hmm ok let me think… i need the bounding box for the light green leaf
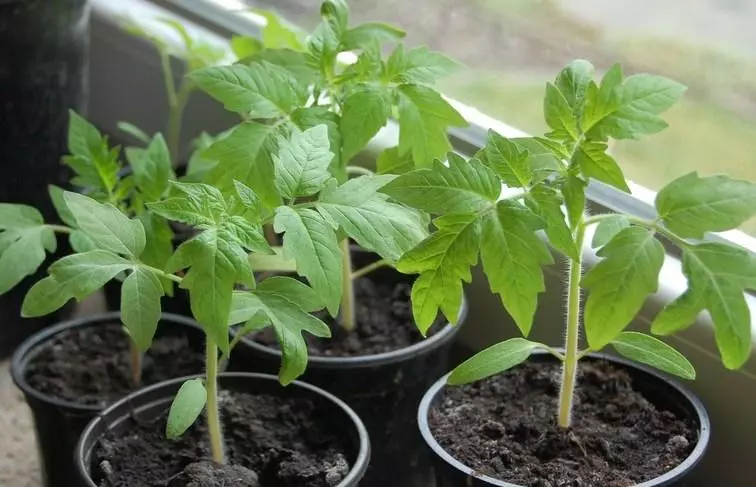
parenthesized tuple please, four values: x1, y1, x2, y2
(63, 192, 145, 257)
(582, 64, 623, 135)
(0, 204, 44, 230)
(233, 180, 263, 217)
(273, 125, 334, 199)
(290, 107, 342, 177)
(121, 268, 164, 351)
(481, 202, 553, 335)
(385, 45, 460, 84)
(583, 227, 664, 349)
(139, 213, 175, 294)
(611, 332, 695, 380)
(448, 338, 539, 385)
(48, 186, 77, 227)
(67, 111, 120, 193)
(544, 82, 578, 141)
(340, 84, 392, 162)
(69, 231, 96, 254)
(591, 215, 630, 248)
(341, 22, 405, 51)
(166, 379, 207, 439)
(257, 276, 324, 312)
(68, 109, 104, 158)
(21, 276, 73, 317)
(575, 140, 631, 193)
(224, 216, 271, 255)
(555, 59, 594, 111)
(148, 198, 215, 227)
(656, 172, 756, 239)
(397, 213, 479, 333)
(251, 9, 305, 50)
(527, 185, 578, 261)
(317, 175, 396, 208)
(561, 175, 587, 230)
(381, 154, 500, 214)
(0, 223, 56, 295)
(185, 132, 220, 181)
(189, 62, 306, 117)
(396, 84, 467, 168)
(129, 133, 174, 202)
(377, 146, 413, 175)
(480, 130, 532, 188)
(117, 122, 151, 144)
(49, 250, 132, 300)
(248, 247, 297, 273)
(231, 35, 263, 59)
(651, 289, 705, 336)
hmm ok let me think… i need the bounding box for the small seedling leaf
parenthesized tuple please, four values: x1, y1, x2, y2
(611, 332, 695, 380)
(166, 379, 207, 440)
(448, 338, 540, 385)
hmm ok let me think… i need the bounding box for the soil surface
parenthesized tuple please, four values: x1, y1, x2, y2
(254, 276, 442, 357)
(93, 391, 353, 487)
(26, 323, 204, 406)
(430, 360, 697, 486)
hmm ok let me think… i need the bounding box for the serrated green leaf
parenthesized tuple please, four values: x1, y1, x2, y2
(318, 175, 396, 207)
(681, 242, 756, 369)
(397, 213, 479, 333)
(574, 140, 631, 193)
(274, 207, 342, 316)
(117, 122, 151, 144)
(561, 175, 587, 229)
(67, 111, 120, 193)
(583, 227, 664, 349)
(257, 276, 324, 312)
(651, 289, 705, 336)
(121, 268, 164, 351)
(512, 137, 565, 177)
(591, 215, 630, 248)
(21, 276, 73, 317)
(377, 146, 413, 175)
(448, 338, 540, 385)
(68, 110, 104, 159)
(223, 216, 271, 256)
(166, 379, 207, 440)
(0, 225, 56, 295)
(480, 131, 533, 188)
(185, 132, 220, 181)
(63, 192, 145, 257)
(129, 133, 174, 202)
(0, 204, 44, 229)
(252, 9, 305, 50)
(527, 185, 578, 260)
(231, 35, 263, 59)
(481, 202, 553, 335)
(48, 186, 77, 227)
(273, 125, 334, 199)
(189, 62, 306, 117)
(385, 45, 460, 84)
(656, 172, 756, 239)
(240, 48, 319, 84)
(555, 59, 594, 111)
(233, 180, 263, 217)
(396, 84, 467, 168)
(544, 82, 578, 141)
(341, 22, 405, 51)
(248, 247, 297, 272)
(290, 107, 342, 177)
(611, 332, 695, 380)
(49, 250, 131, 300)
(340, 84, 391, 162)
(139, 213, 175, 294)
(148, 198, 215, 227)
(381, 155, 500, 214)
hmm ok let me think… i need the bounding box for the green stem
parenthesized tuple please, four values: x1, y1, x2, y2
(137, 263, 183, 284)
(48, 225, 73, 234)
(557, 221, 585, 429)
(167, 82, 193, 165)
(346, 166, 374, 177)
(159, 50, 178, 108)
(584, 213, 689, 248)
(129, 338, 143, 387)
(351, 258, 390, 280)
(205, 338, 225, 463)
(339, 239, 357, 332)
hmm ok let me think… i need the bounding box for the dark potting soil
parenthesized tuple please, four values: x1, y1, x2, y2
(26, 324, 204, 407)
(430, 360, 697, 486)
(93, 391, 352, 487)
(254, 277, 441, 357)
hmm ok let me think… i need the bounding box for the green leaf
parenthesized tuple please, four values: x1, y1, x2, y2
(0, 224, 56, 294)
(591, 215, 630, 248)
(385, 45, 460, 84)
(396, 84, 467, 168)
(340, 84, 392, 162)
(320, 0, 349, 35)
(252, 9, 305, 50)
(397, 213, 480, 333)
(185, 132, 220, 181)
(0, 204, 44, 230)
(544, 82, 578, 141)
(189, 62, 306, 117)
(448, 338, 540, 385)
(21, 276, 73, 317)
(121, 268, 164, 351)
(117, 122, 151, 144)
(166, 379, 207, 440)
(574, 140, 631, 193)
(381, 155, 500, 214)
(63, 192, 145, 257)
(273, 125, 334, 199)
(583, 227, 665, 349)
(67, 111, 120, 193)
(317, 175, 396, 208)
(69, 231, 96, 254)
(611, 332, 696, 380)
(129, 133, 174, 202)
(527, 185, 578, 261)
(256, 276, 324, 312)
(480, 131, 532, 188)
(233, 180, 263, 217)
(139, 213, 175, 294)
(274, 207, 342, 316)
(68, 109, 104, 158)
(231, 35, 263, 59)
(49, 250, 132, 300)
(248, 247, 297, 272)
(585, 73, 687, 140)
(561, 175, 587, 230)
(651, 289, 705, 336)
(48, 186, 77, 227)
(377, 146, 413, 175)
(481, 202, 553, 335)
(681, 242, 756, 368)
(224, 216, 272, 255)
(555, 59, 594, 111)
(341, 22, 405, 51)
(290, 107, 342, 177)
(656, 172, 756, 239)
(148, 198, 215, 227)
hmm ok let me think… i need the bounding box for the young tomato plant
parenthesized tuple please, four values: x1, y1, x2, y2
(189, 0, 466, 332)
(384, 60, 756, 427)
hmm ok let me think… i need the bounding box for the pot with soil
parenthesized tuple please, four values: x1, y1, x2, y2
(11, 312, 207, 487)
(419, 351, 710, 486)
(76, 372, 370, 487)
(232, 247, 467, 487)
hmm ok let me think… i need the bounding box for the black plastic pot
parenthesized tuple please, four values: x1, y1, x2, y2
(11, 312, 205, 487)
(418, 351, 711, 487)
(76, 372, 371, 486)
(232, 248, 467, 487)
(0, 0, 90, 358)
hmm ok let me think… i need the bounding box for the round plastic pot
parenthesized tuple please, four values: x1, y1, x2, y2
(11, 312, 205, 487)
(232, 248, 467, 487)
(418, 351, 711, 487)
(75, 372, 371, 486)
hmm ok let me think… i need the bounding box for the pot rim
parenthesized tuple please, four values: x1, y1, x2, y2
(10, 311, 202, 413)
(417, 350, 711, 487)
(75, 371, 371, 487)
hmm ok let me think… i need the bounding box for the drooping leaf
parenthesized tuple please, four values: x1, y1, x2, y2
(385, 45, 460, 84)
(561, 175, 587, 230)
(340, 84, 392, 162)
(651, 289, 705, 336)
(0, 213, 56, 295)
(273, 125, 334, 199)
(21, 276, 73, 317)
(448, 338, 540, 385)
(248, 247, 297, 273)
(591, 215, 630, 248)
(574, 140, 631, 193)
(121, 267, 164, 351)
(583, 227, 665, 349)
(49, 250, 132, 300)
(166, 378, 207, 439)
(527, 185, 578, 260)
(117, 121, 151, 144)
(656, 172, 756, 239)
(611, 332, 696, 380)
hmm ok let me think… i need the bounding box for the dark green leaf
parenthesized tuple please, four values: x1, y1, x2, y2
(121, 268, 164, 351)
(651, 289, 705, 336)
(341, 85, 392, 162)
(448, 338, 540, 385)
(480, 131, 532, 188)
(139, 213, 175, 294)
(527, 185, 578, 260)
(574, 140, 631, 193)
(377, 146, 413, 175)
(611, 332, 695, 380)
(166, 378, 207, 439)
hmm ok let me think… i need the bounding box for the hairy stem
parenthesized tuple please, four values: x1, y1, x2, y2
(351, 258, 390, 280)
(339, 239, 357, 332)
(205, 338, 225, 463)
(557, 221, 585, 429)
(129, 338, 143, 387)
